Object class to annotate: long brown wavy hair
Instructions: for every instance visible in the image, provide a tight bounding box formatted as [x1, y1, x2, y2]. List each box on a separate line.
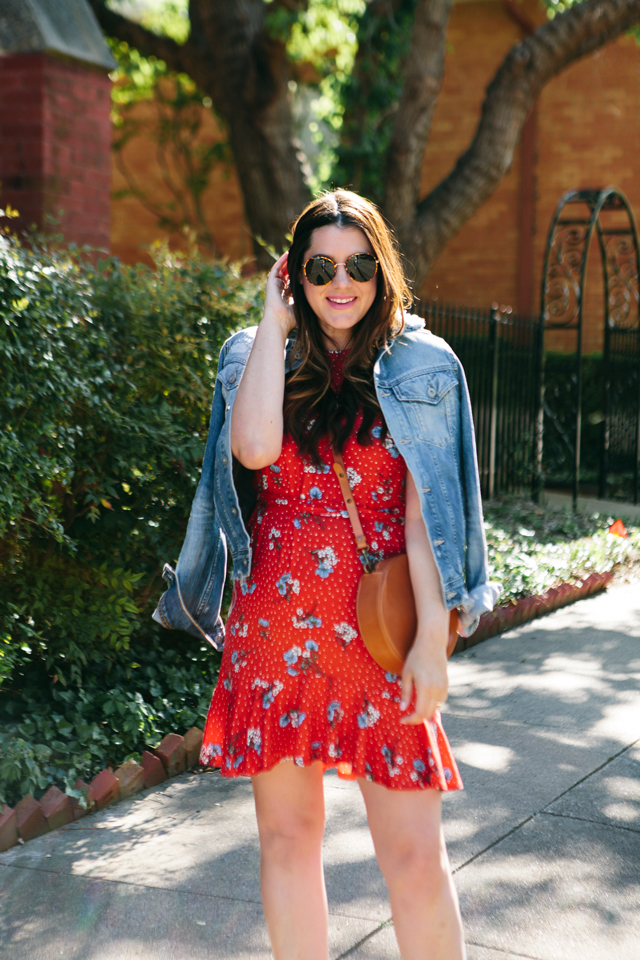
[284, 190, 411, 462]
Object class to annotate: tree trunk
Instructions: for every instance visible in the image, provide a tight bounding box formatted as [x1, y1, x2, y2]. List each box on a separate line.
[382, 0, 452, 267]
[400, 0, 640, 288]
[91, 0, 640, 280]
[90, 0, 311, 266]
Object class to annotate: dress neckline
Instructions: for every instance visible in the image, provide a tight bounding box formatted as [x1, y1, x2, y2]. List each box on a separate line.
[327, 347, 350, 392]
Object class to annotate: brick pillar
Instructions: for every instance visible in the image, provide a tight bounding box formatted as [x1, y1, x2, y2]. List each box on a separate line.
[0, 52, 111, 250]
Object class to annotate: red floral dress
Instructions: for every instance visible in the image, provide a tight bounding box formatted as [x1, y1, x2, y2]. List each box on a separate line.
[200, 351, 462, 791]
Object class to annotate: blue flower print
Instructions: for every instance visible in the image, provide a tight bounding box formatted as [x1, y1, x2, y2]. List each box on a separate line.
[327, 700, 343, 728]
[269, 464, 281, 473]
[371, 424, 382, 439]
[201, 742, 222, 765]
[383, 436, 400, 458]
[279, 709, 307, 729]
[310, 545, 337, 579]
[253, 678, 284, 709]
[410, 757, 429, 786]
[247, 728, 262, 756]
[309, 486, 322, 500]
[283, 644, 302, 676]
[240, 579, 256, 596]
[444, 767, 453, 782]
[275, 572, 301, 602]
[292, 608, 322, 630]
[233, 754, 245, 769]
[293, 517, 301, 529]
[258, 618, 270, 640]
[357, 698, 381, 729]
[381, 744, 403, 778]
[304, 639, 319, 653]
[385, 672, 399, 683]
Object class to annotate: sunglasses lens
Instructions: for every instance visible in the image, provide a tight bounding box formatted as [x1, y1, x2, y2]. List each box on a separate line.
[305, 257, 336, 286]
[346, 254, 377, 282]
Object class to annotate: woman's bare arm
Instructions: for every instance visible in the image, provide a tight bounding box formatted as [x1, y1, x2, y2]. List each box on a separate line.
[400, 470, 450, 724]
[231, 253, 296, 470]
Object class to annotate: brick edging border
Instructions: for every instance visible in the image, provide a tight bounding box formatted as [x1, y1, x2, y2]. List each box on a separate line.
[452, 569, 614, 655]
[0, 726, 205, 853]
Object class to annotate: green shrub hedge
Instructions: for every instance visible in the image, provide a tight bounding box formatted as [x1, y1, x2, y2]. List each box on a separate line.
[0, 228, 264, 805]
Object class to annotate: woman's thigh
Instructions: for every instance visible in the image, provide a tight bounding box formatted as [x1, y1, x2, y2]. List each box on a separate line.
[251, 760, 326, 847]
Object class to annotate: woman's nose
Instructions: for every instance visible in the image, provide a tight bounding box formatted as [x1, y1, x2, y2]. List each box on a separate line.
[331, 263, 351, 286]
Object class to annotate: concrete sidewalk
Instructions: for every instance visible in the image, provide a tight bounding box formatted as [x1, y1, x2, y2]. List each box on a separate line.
[1, 581, 639, 960]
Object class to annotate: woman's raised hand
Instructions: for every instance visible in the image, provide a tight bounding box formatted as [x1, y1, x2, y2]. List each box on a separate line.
[263, 251, 296, 336]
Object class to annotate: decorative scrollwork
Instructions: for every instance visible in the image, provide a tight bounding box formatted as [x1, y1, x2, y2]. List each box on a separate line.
[602, 233, 639, 331]
[539, 187, 640, 506]
[542, 225, 588, 328]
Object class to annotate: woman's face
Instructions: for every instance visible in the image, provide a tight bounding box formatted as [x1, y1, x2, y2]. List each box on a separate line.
[301, 225, 378, 349]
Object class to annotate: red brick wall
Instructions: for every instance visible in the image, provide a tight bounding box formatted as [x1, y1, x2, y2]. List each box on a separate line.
[420, 1, 640, 356]
[110, 97, 251, 265]
[0, 52, 111, 250]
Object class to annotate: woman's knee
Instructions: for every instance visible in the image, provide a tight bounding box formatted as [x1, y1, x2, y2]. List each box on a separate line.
[378, 828, 450, 896]
[257, 804, 325, 861]
[253, 766, 326, 861]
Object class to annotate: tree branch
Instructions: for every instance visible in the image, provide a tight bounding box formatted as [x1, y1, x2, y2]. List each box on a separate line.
[409, 0, 640, 286]
[86, 0, 191, 73]
[382, 0, 452, 246]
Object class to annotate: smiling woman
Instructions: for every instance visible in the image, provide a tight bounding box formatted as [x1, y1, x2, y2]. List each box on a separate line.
[155, 189, 499, 960]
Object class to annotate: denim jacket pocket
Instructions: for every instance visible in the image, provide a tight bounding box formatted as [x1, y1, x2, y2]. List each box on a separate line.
[391, 371, 458, 448]
[218, 361, 245, 397]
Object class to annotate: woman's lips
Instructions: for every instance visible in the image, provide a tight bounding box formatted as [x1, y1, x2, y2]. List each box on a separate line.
[326, 296, 356, 310]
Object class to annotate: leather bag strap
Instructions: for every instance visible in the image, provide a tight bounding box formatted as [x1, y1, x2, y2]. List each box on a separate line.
[331, 448, 369, 555]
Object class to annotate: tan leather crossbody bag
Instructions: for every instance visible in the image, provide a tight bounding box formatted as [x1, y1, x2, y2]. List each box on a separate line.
[332, 449, 459, 674]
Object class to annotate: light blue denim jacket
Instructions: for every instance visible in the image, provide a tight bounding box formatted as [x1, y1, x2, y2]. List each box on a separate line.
[153, 314, 500, 648]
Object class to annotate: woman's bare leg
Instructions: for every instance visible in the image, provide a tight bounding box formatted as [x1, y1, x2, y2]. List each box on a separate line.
[358, 779, 465, 960]
[251, 760, 328, 960]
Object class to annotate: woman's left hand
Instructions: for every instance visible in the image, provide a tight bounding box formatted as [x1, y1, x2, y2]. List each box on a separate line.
[399, 622, 449, 725]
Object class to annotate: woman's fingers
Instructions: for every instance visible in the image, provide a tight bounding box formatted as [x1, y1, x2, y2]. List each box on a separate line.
[400, 657, 447, 725]
[264, 252, 295, 332]
[399, 669, 413, 714]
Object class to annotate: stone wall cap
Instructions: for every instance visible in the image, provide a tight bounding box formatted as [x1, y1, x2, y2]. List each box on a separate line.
[0, 0, 116, 71]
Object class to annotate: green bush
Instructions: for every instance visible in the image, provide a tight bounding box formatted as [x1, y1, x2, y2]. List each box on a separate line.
[484, 497, 640, 601]
[0, 227, 264, 805]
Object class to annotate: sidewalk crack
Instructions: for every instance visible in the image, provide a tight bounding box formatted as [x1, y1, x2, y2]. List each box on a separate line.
[452, 737, 640, 875]
[335, 919, 393, 959]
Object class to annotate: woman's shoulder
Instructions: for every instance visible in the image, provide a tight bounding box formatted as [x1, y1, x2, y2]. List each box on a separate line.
[376, 314, 459, 381]
[219, 326, 258, 369]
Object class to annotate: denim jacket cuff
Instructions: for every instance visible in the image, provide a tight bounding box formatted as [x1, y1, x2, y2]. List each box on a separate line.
[457, 581, 501, 637]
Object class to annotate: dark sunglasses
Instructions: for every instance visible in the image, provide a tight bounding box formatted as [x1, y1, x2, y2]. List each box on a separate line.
[303, 253, 378, 286]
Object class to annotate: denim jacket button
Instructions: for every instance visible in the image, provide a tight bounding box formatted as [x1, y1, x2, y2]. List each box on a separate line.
[222, 456, 228, 466]
[231, 507, 237, 515]
[428, 386, 437, 398]
[228, 372, 237, 384]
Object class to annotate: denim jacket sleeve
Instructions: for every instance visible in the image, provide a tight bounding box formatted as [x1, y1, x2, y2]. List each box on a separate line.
[151, 364, 228, 649]
[454, 354, 501, 636]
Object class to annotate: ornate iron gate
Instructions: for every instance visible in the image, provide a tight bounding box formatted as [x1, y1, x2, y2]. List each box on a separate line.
[539, 187, 640, 505]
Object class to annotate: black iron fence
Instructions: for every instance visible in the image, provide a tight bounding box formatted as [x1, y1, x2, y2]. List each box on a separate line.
[421, 302, 542, 499]
[420, 300, 640, 504]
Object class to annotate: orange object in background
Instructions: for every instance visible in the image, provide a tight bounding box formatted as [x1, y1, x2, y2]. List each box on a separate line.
[609, 519, 628, 538]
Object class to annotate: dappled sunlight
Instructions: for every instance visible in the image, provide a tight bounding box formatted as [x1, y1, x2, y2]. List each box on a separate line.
[456, 816, 640, 960]
[453, 742, 515, 773]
